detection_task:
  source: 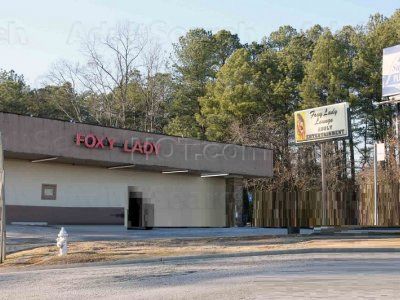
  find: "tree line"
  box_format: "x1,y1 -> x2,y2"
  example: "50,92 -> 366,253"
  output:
1,11 -> 400,190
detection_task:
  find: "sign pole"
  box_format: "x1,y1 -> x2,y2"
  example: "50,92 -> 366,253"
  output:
0,132 -> 5,263
396,103 -> 400,165
321,142 -> 327,225
294,103 -> 350,227
373,142 -> 378,226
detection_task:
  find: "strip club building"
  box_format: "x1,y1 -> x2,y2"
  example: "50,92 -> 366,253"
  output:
0,112 -> 272,228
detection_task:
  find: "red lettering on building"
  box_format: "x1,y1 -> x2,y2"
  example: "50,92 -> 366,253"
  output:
132,140 -> 143,154
84,134 -> 97,148
95,137 -> 104,149
123,140 -> 131,152
143,142 -> 155,155
76,134 -> 160,156
154,143 -> 161,155
76,133 -> 84,145
108,138 -> 115,150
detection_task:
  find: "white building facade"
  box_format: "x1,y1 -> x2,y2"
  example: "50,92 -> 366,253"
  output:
0,113 -> 272,227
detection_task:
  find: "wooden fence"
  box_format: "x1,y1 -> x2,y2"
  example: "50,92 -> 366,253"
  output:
253,184 -> 400,227
358,184 -> 400,226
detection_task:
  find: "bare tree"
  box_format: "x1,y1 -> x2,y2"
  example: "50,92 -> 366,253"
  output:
138,41 -> 172,132
47,22 -> 149,128
47,22 -> 172,131
80,22 -> 148,127
229,113 -> 299,191
45,60 -> 86,122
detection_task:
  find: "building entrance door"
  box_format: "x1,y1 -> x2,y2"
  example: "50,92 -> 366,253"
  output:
126,187 -> 154,229
128,190 -> 143,228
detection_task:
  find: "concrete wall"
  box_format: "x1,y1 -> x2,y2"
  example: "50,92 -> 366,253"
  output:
4,159 -> 226,226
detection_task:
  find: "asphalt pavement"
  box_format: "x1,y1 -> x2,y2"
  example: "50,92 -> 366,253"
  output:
0,251 -> 399,299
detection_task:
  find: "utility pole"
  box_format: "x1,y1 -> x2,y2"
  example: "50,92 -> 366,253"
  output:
372,95 -> 400,227
0,132 -> 5,263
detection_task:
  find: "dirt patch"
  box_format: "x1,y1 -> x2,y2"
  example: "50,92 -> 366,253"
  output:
2,236 -> 400,268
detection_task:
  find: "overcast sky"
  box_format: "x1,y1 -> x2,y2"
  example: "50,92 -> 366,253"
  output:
0,0 -> 399,87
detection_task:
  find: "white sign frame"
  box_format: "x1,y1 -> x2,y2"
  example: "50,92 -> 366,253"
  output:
294,103 -> 350,144
382,44 -> 400,97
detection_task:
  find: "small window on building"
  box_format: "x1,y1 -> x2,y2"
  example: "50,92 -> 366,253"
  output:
41,184 -> 57,200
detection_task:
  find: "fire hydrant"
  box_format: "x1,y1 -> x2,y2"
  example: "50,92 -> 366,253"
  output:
56,227 -> 68,256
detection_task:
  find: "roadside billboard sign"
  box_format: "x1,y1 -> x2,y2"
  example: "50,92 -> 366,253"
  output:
294,102 -> 350,144
382,44 -> 400,97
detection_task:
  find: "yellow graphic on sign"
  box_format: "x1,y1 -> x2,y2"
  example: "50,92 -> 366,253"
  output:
295,112 -> 306,142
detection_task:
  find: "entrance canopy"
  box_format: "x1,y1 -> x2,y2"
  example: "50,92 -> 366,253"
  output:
0,113 -> 272,177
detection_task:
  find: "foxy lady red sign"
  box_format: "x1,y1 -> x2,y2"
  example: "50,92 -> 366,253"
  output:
75,133 -> 161,156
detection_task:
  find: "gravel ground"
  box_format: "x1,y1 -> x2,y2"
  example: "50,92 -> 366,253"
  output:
3,235 -> 400,268
0,252 -> 399,299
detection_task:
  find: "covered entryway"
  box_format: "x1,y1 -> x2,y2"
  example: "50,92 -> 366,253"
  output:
126,187 -> 154,229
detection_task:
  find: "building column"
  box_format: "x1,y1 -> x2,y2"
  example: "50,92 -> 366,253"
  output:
225,177 -> 244,227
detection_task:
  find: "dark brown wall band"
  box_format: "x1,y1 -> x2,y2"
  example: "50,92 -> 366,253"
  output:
5,205 -> 124,225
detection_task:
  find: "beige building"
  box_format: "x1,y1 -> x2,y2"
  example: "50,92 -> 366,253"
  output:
0,113 -> 272,227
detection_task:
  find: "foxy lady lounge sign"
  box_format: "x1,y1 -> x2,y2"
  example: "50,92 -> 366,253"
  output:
294,102 -> 350,144
75,133 -> 161,155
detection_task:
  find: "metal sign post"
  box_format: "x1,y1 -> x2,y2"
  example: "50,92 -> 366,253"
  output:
294,102 -> 351,228
320,142 -> 327,225
0,132 -> 5,263
373,142 -> 385,227
373,143 -> 378,226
